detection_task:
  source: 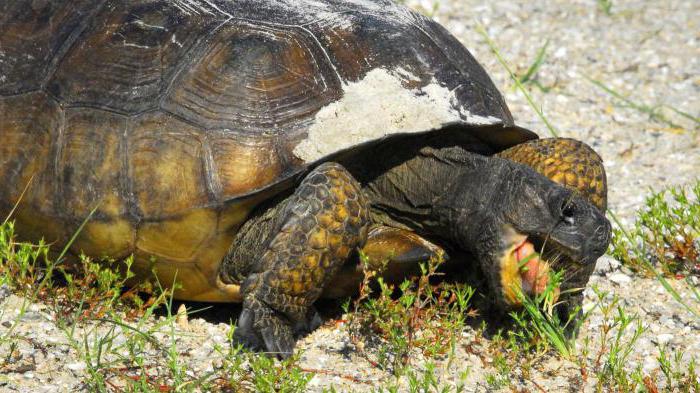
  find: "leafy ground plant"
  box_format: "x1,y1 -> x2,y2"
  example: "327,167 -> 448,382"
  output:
578,287 -> 699,392
1,218 -> 315,392
346,251 -> 475,376
610,179 -> 700,277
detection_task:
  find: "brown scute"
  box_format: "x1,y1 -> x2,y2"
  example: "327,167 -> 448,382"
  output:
308,19 -> 371,82
0,93 -> 69,246
0,0 -> 97,94
129,112 -> 212,217
59,108 -> 127,219
0,93 -> 58,210
45,1 -> 223,114
162,21 -> 341,131
208,131 -> 283,198
57,108 -> 135,258
497,138 -> 608,211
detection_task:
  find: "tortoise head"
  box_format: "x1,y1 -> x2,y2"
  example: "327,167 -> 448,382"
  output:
445,157 -> 611,310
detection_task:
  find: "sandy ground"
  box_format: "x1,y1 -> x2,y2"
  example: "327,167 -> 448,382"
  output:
1,0 -> 699,391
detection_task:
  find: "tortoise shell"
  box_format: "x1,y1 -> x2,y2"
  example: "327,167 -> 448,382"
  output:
0,0 -> 536,301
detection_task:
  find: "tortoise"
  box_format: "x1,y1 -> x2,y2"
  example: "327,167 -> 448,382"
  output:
0,0 -> 610,357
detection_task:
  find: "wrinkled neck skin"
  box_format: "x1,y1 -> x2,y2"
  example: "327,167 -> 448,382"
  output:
361,144 -> 518,251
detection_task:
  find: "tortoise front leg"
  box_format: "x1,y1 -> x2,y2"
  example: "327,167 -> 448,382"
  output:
232,162 -> 370,358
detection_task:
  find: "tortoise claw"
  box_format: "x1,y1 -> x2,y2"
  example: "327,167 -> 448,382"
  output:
293,306 -> 322,336
260,320 -> 294,360
233,308 -> 265,351
234,297 -> 295,359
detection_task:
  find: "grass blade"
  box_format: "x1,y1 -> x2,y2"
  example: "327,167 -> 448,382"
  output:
587,77 -> 691,131
476,24 -> 559,137
2,176 -> 33,226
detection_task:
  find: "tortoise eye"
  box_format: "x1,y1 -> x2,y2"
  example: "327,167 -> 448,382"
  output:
561,201 -> 576,225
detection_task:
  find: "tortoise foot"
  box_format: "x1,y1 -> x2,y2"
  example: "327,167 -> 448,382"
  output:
234,296 -> 295,359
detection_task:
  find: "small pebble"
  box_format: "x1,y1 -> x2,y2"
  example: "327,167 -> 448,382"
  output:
67,362 -> 86,371
176,303 -> 189,329
642,356 -> 658,374
0,284 -> 10,303
656,334 -> 674,345
608,273 -> 632,285
594,256 -> 621,275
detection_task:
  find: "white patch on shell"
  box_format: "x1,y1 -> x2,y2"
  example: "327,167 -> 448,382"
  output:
293,67 -> 501,162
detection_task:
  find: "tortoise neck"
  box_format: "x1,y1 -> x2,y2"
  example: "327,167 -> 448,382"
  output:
361,144 -> 495,244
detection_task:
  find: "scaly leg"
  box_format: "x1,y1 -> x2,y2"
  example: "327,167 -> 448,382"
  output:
233,162 -> 370,358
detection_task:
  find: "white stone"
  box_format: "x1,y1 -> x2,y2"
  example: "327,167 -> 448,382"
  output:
608,272 -> 632,285
594,256 -> 621,275
67,362 -> 86,371
655,333 -> 674,345
642,356 -> 658,374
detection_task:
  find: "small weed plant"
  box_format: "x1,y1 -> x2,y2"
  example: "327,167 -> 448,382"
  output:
610,180 -> 700,277
347,251 -> 475,376
588,78 -> 700,132
577,287 -> 700,392
0,218 -> 314,392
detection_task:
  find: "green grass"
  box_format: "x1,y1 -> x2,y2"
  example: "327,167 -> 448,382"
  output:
477,24 -> 559,138
608,181 -> 700,319
657,344 -> 700,392
588,77 -> 700,132
597,0 -> 614,15
515,39 -> 553,93
368,362 -> 468,393
508,269 -> 580,359
591,289 -> 646,391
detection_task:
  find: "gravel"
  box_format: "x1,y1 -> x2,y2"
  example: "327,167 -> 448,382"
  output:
1,0 -> 699,391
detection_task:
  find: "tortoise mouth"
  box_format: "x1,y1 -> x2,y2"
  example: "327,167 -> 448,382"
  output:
499,232 -> 558,306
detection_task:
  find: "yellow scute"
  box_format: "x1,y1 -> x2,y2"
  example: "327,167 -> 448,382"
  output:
74,219 -> 134,259
136,209 -> 217,263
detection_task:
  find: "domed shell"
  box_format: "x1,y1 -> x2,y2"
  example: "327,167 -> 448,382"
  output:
0,0 -> 535,301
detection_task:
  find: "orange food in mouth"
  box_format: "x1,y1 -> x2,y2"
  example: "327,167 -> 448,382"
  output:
513,240 -> 552,296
